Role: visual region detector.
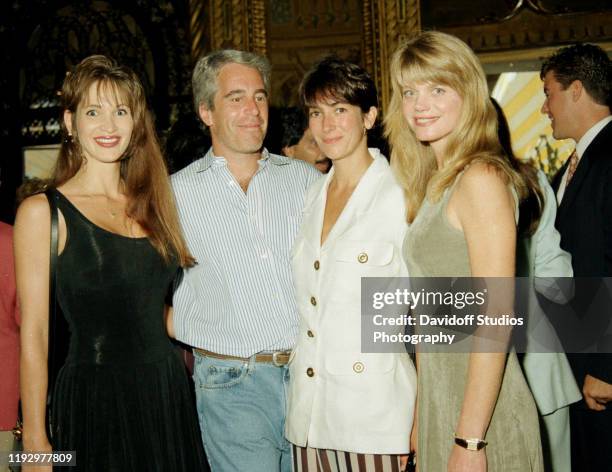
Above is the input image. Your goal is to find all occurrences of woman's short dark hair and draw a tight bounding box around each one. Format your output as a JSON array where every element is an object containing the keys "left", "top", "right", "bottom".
[{"left": 300, "top": 56, "right": 378, "bottom": 113}]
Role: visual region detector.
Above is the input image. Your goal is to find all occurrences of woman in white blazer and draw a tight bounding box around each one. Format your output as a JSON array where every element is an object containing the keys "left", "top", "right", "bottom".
[{"left": 285, "top": 57, "right": 417, "bottom": 471}]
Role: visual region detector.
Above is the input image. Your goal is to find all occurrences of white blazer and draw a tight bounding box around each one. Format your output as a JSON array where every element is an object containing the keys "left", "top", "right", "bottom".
[{"left": 285, "top": 149, "right": 417, "bottom": 454}]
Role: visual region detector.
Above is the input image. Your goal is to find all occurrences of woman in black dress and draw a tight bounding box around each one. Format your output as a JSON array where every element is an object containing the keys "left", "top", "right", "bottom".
[{"left": 15, "top": 55, "right": 206, "bottom": 471}]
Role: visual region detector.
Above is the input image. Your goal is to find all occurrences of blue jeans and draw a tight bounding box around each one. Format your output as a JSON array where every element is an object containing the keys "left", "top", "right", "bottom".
[{"left": 193, "top": 352, "right": 292, "bottom": 472}]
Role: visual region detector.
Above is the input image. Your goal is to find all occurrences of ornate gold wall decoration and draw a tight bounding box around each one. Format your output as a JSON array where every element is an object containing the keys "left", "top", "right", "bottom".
[
  {"left": 362, "top": 0, "right": 421, "bottom": 110},
  {"left": 205, "top": 0, "right": 267, "bottom": 55},
  {"left": 188, "top": 0, "right": 206, "bottom": 62},
  {"left": 443, "top": 8, "right": 612, "bottom": 54},
  {"left": 266, "top": 0, "right": 363, "bottom": 106},
  {"left": 420, "top": 0, "right": 612, "bottom": 54}
]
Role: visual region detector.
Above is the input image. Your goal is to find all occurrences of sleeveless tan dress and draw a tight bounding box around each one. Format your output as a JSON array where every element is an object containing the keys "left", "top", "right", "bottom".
[{"left": 403, "top": 181, "right": 544, "bottom": 472}]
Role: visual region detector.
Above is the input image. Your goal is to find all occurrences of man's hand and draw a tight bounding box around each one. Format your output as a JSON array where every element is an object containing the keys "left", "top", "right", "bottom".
[{"left": 583, "top": 374, "right": 612, "bottom": 410}]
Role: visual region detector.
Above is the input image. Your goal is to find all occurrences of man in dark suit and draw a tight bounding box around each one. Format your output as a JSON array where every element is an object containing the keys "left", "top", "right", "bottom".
[{"left": 541, "top": 43, "right": 612, "bottom": 471}]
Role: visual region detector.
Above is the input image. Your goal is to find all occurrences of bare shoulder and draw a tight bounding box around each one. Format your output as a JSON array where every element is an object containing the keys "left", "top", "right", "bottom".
[
  {"left": 14, "top": 193, "right": 51, "bottom": 233},
  {"left": 451, "top": 161, "right": 515, "bottom": 223},
  {"left": 458, "top": 161, "right": 509, "bottom": 191}
]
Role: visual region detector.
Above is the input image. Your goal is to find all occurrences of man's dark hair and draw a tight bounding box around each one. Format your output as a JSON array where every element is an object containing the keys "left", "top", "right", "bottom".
[
  {"left": 279, "top": 107, "right": 308, "bottom": 148},
  {"left": 540, "top": 43, "right": 612, "bottom": 107},
  {"left": 164, "top": 112, "right": 211, "bottom": 173},
  {"left": 300, "top": 56, "right": 378, "bottom": 113}
]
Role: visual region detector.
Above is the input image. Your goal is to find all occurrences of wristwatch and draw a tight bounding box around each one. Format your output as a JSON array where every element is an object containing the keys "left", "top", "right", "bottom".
[{"left": 454, "top": 436, "right": 488, "bottom": 451}]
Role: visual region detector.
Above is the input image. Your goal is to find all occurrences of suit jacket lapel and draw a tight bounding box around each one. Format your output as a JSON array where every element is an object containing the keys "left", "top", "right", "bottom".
[
  {"left": 300, "top": 173, "right": 331, "bottom": 254},
  {"left": 551, "top": 159, "right": 569, "bottom": 193},
  {"left": 558, "top": 121, "right": 612, "bottom": 219},
  {"left": 321, "top": 153, "right": 385, "bottom": 250},
  {"left": 557, "top": 154, "right": 587, "bottom": 219}
]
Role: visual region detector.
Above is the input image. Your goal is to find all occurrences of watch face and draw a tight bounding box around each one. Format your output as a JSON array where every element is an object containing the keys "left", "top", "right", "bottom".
[
  {"left": 455, "top": 437, "right": 487, "bottom": 451},
  {"left": 472, "top": 440, "right": 486, "bottom": 450}
]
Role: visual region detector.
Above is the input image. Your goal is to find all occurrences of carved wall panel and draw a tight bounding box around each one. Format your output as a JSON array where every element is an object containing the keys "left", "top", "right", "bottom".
[
  {"left": 206, "top": 0, "right": 267, "bottom": 55},
  {"left": 13, "top": 0, "right": 193, "bottom": 145},
  {"left": 189, "top": 0, "right": 209, "bottom": 62},
  {"left": 0, "top": 0, "right": 193, "bottom": 222},
  {"left": 421, "top": 0, "right": 612, "bottom": 55},
  {"left": 21, "top": 2, "right": 154, "bottom": 146},
  {"left": 266, "top": 0, "right": 363, "bottom": 106},
  {"left": 422, "top": 0, "right": 610, "bottom": 27},
  {"left": 362, "top": 0, "right": 421, "bottom": 110},
  {"left": 264, "top": 0, "right": 422, "bottom": 108}
]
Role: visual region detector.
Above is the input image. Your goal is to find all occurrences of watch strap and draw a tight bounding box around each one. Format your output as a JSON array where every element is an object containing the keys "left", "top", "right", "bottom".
[{"left": 454, "top": 436, "right": 488, "bottom": 451}]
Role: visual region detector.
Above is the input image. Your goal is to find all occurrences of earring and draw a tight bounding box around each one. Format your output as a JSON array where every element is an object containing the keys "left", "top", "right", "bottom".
[{"left": 64, "top": 133, "right": 73, "bottom": 144}]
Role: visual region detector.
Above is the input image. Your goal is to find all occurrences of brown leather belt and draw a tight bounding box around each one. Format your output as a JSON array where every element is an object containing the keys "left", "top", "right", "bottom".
[{"left": 194, "top": 348, "right": 291, "bottom": 366}]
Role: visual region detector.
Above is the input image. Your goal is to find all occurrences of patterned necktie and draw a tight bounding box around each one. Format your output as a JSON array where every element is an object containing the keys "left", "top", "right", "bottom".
[{"left": 565, "top": 150, "right": 579, "bottom": 186}]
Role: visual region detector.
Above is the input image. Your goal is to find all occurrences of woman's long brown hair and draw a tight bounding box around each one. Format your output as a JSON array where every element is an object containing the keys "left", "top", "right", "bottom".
[{"left": 54, "top": 55, "right": 194, "bottom": 266}]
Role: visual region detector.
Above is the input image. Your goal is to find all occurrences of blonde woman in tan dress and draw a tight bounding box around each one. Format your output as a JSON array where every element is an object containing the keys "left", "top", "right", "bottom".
[{"left": 385, "top": 31, "right": 544, "bottom": 472}]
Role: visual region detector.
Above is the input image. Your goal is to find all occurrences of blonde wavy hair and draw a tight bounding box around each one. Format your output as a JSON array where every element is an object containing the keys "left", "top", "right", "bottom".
[{"left": 385, "top": 31, "right": 526, "bottom": 222}]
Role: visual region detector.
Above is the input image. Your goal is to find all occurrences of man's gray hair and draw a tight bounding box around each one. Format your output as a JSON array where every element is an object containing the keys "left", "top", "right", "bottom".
[{"left": 192, "top": 49, "right": 271, "bottom": 111}]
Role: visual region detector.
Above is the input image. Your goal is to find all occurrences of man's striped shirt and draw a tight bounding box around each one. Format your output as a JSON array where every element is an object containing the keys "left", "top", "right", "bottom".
[{"left": 171, "top": 148, "right": 321, "bottom": 357}]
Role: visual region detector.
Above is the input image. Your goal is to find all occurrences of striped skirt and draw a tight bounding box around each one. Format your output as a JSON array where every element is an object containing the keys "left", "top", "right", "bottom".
[{"left": 292, "top": 445, "right": 402, "bottom": 472}]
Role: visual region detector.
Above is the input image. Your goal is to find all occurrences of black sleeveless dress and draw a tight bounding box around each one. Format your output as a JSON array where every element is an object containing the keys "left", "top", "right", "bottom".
[{"left": 49, "top": 189, "right": 206, "bottom": 471}]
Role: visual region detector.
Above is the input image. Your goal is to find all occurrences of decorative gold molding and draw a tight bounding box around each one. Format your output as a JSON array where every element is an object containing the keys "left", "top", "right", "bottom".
[
  {"left": 207, "top": 0, "right": 266, "bottom": 54},
  {"left": 188, "top": 0, "right": 206, "bottom": 62},
  {"left": 442, "top": 9, "right": 612, "bottom": 54},
  {"left": 363, "top": 0, "right": 421, "bottom": 111},
  {"left": 249, "top": 0, "right": 267, "bottom": 55},
  {"left": 477, "top": 41, "right": 612, "bottom": 66},
  {"left": 209, "top": 0, "right": 224, "bottom": 50},
  {"left": 232, "top": 0, "right": 243, "bottom": 47},
  {"left": 267, "top": 1, "right": 363, "bottom": 106}
]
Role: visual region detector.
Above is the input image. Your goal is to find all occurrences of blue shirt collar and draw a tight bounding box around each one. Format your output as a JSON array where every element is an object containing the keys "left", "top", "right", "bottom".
[{"left": 196, "top": 147, "right": 290, "bottom": 173}]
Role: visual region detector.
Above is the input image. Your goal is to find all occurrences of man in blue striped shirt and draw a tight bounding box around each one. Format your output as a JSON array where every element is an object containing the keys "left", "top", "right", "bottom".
[{"left": 171, "top": 50, "right": 320, "bottom": 472}]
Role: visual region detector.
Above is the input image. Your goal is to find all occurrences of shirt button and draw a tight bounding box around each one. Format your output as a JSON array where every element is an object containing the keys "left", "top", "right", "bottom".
[
  {"left": 261, "top": 252, "right": 268, "bottom": 259},
  {"left": 306, "top": 367, "right": 315, "bottom": 377},
  {"left": 353, "top": 362, "right": 365, "bottom": 373},
  {"left": 314, "top": 260, "right": 320, "bottom": 270},
  {"left": 310, "top": 296, "right": 317, "bottom": 306},
  {"left": 307, "top": 330, "right": 314, "bottom": 338},
  {"left": 357, "top": 252, "right": 368, "bottom": 263}
]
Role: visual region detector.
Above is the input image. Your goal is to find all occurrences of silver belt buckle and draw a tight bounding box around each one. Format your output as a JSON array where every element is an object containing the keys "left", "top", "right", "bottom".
[{"left": 272, "top": 351, "right": 285, "bottom": 367}]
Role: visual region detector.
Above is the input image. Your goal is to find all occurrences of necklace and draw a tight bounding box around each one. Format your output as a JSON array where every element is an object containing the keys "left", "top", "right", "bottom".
[
  {"left": 107, "top": 205, "right": 130, "bottom": 221},
  {"left": 94, "top": 196, "right": 122, "bottom": 219},
  {"left": 71, "top": 177, "right": 126, "bottom": 220}
]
